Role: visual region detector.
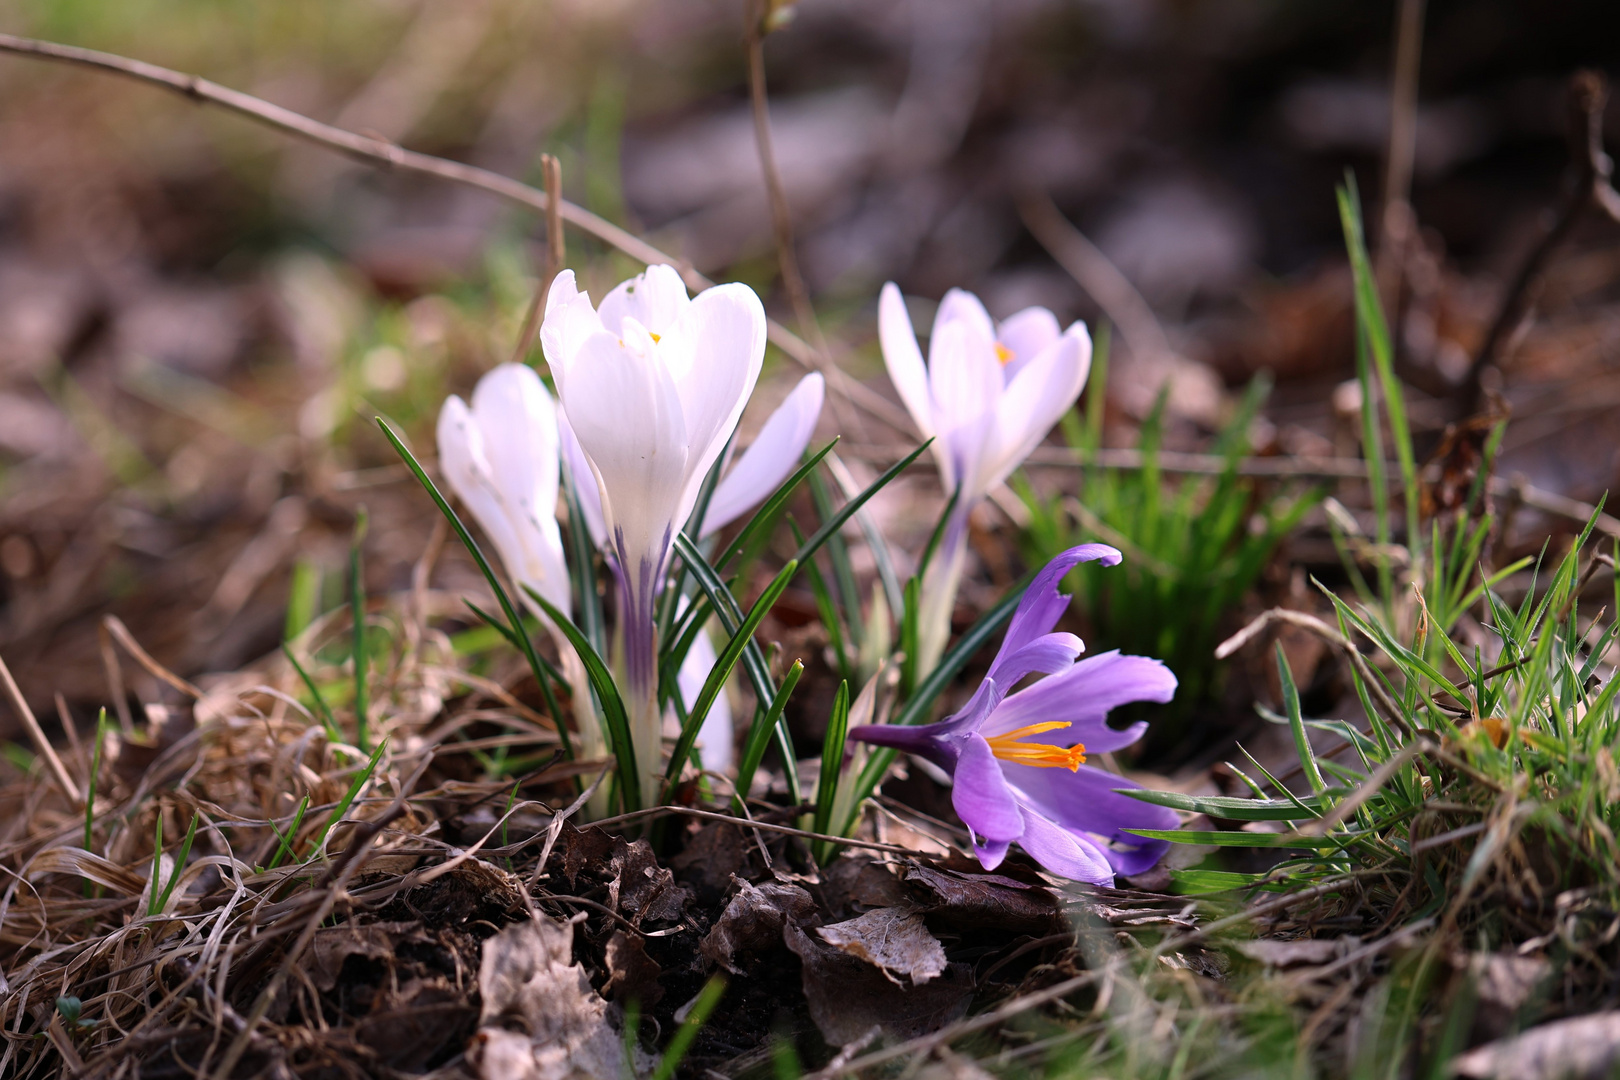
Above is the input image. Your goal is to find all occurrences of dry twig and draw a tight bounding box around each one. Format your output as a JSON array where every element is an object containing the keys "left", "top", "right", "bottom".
[{"left": 1465, "top": 70, "right": 1620, "bottom": 411}]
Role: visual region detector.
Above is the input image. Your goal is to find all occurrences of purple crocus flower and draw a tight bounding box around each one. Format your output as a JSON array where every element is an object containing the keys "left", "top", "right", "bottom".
[{"left": 849, "top": 544, "right": 1179, "bottom": 885}]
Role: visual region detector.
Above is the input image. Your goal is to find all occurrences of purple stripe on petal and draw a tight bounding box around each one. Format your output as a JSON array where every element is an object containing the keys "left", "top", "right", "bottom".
[
  {"left": 952, "top": 735, "right": 1024, "bottom": 843},
  {"left": 1014, "top": 809, "right": 1115, "bottom": 885},
  {"left": 993, "top": 545, "right": 1120, "bottom": 678}
]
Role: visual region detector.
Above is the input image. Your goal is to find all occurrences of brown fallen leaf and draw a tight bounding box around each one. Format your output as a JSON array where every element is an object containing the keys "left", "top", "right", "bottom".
[
  {"left": 816, "top": 908, "right": 947, "bottom": 985},
  {"left": 702, "top": 877, "right": 818, "bottom": 974},
  {"left": 903, "top": 864, "right": 1063, "bottom": 934},
  {"left": 784, "top": 922, "right": 973, "bottom": 1046},
  {"left": 469, "top": 916, "right": 626, "bottom": 1080},
  {"left": 603, "top": 929, "right": 663, "bottom": 1006},
  {"left": 610, "top": 837, "right": 690, "bottom": 923},
  {"left": 307, "top": 921, "right": 432, "bottom": 992},
  {"left": 1451, "top": 1012, "right": 1620, "bottom": 1079}
]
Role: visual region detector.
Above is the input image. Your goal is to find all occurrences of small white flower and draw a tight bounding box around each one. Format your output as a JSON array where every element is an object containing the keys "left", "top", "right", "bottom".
[{"left": 879, "top": 283, "right": 1091, "bottom": 507}]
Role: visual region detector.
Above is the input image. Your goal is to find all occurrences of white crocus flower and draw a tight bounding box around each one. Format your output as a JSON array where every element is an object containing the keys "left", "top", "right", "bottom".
[
  {"left": 878, "top": 283, "right": 1091, "bottom": 677},
  {"left": 559, "top": 369, "right": 826, "bottom": 780},
  {"left": 542, "top": 265, "right": 769, "bottom": 807},
  {"left": 437, "top": 364, "right": 610, "bottom": 777}
]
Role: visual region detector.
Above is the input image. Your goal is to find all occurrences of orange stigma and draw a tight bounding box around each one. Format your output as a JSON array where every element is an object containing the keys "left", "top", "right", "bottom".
[
  {"left": 984, "top": 721, "right": 1086, "bottom": 771},
  {"left": 994, "top": 342, "right": 1014, "bottom": 365}
]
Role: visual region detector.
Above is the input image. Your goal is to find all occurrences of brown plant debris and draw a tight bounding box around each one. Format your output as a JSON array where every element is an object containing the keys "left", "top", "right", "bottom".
[{"left": 815, "top": 907, "right": 948, "bottom": 986}]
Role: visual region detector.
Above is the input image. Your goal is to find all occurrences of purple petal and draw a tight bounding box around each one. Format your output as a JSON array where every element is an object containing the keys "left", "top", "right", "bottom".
[
  {"left": 847, "top": 722, "right": 959, "bottom": 773},
  {"left": 982, "top": 651, "right": 1176, "bottom": 752},
  {"left": 991, "top": 545, "right": 1120, "bottom": 680},
  {"left": 986, "top": 632, "right": 1083, "bottom": 688},
  {"left": 952, "top": 735, "right": 1024, "bottom": 843},
  {"left": 701, "top": 372, "right": 824, "bottom": 536},
  {"left": 1014, "top": 810, "right": 1115, "bottom": 885},
  {"left": 1000, "top": 763, "right": 1179, "bottom": 868},
  {"left": 973, "top": 837, "right": 1011, "bottom": 872}
]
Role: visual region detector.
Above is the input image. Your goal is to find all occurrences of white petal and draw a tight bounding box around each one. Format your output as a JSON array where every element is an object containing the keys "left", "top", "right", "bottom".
[
  {"left": 878, "top": 282, "right": 934, "bottom": 438},
  {"left": 677, "top": 624, "right": 733, "bottom": 773},
  {"left": 928, "top": 319, "right": 1001, "bottom": 494},
  {"left": 996, "top": 307, "right": 1061, "bottom": 380},
  {"left": 436, "top": 395, "right": 550, "bottom": 611},
  {"left": 661, "top": 282, "right": 766, "bottom": 530},
  {"left": 702, "top": 372, "right": 824, "bottom": 536},
  {"left": 467, "top": 364, "right": 571, "bottom": 615},
  {"left": 596, "top": 264, "right": 690, "bottom": 340},
  {"left": 982, "top": 323, "right": 1091, "bottom": 493},
  {"left": 557, "top": 408, "right": 607, "bottom": 548},
  {"left": 558, "top": 330, "right": 690, "bottom": 572},
  {"left": 932, "top": 287, "right": 996, "bottom": 347},
  {"left": 539, "top": 270, "right": 604, "bottom": 387}
]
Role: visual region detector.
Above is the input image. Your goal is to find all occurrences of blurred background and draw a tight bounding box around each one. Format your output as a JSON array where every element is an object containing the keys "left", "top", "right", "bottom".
[{"left": 0, "top": 0, "right": 1616, "bottom": 754}]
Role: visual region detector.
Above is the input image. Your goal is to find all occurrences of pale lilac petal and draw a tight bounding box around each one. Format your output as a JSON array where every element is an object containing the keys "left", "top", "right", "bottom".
[
  {"left": 539, "top": 270, "right": 604, "bottom": 387},
  {"left": 437, "top": 396, "right": 520, "bottom": 568},
  {"left": 595, "top": 264, "right": 689, "bottom": 339},
  {"left": 996, "top": 307, "right": 1062, "bottom": 380},
  {"left": 952, "top": 735, "right": 1024, "bottom": 843},
  {"left": 982, "top": 651, "right": 1175, "bottom": 750},
  {"left": 1014, "top": 809, "right": 1115, "bottom": 885},
  {"left": 927, "top": 320, "right": 1000, "bottom": 492},
  {"left": 973, "top": 837, "right": 1012, "bottom": 871},
  {"left": 980, "top": 324, "right": 1091, "bottom": 493},
  {"left": 985, "top": 632, "right": 1083, "bottom": 688},
  {"left": 931, "top": 287, "right": 996, "bottom": 348},
  {"left": 999, "top": 762, "right": 1179, "bottom": 865},
  {"left": 470, "top": 364, "right": 559, "bottom": 531},
  {"left": 662, "top": 283, "right": 767, "bottom": 530},
  {"left": 878, "top": 282, "right": 936, "bottom": 440},
  {"left": 677, "top": 624, "right": 733, "bottom": 773},
  {"left": 558, "top": 331, "right": 689, "bottom": 572},
  {"left": 557, "top": 409, "right": 607, "bottom": 548},
  {"left": 992, "top": 544, "right": 1120, "bottom": 680},
  {"left": 702, "top": 372, "right": 824, "bottom": 536}
]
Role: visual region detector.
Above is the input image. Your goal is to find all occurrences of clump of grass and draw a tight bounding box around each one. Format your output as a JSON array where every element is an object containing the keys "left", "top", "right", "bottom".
[{"left": 1016, "top": 337, "right": 1321, "bottom": 761}]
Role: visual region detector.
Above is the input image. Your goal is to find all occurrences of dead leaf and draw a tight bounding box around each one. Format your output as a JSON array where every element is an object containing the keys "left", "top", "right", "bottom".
[
  {"left": 903, "top": 864, "right": 1063, "bottom": 934},
  {"left": 818, "top": 854, "right": 907, "bottom": 919},
  {"left": 307, "top": 922, "right": 431, "bottom": 992},
  {"left": 702, "top": 878, "right": 817, "bottom": 974},
  {"left": 603, "top": 930, "right": 663, "bottom": 1007},
  {"left": 469, "top": 916, "right": 625, "bottom": 1080},
  {"left": 1451, "top": 1012, "right": 1620, "bottom": 1079},
  {"left": 610, "top": 837, "right": 690, "bottom": 923},
  {"left": 784, "top": 922, "right": 973, "bottom": 1046},
  {"left": 816, "top": 908, "right": 947, "bottom": 985},
  {"left": 354, "top": 978, "right": 476, "bottom": 1071}
]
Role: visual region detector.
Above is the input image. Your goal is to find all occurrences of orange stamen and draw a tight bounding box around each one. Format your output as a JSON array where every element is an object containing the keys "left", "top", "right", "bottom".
[
  {"left": 984, "top": 721, "right": 1086, "bottom": 771},
  {"left": 994, "top": 342, "right": 1014, "bottom": 365},
  {"left": 649, "top": 331, "right": 662, "bottom": 343}
]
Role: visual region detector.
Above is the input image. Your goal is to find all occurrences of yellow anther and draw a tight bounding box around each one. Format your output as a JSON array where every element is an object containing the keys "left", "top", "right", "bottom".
[
  {"left": 984, "top": 721, "right": 1086, "bottom": 771},
  {"left": 994, "top": 342, "right": 1014, "bottom": 365},
  {"left": 649, "top": 332, "right": 662, "bottom": 343}
]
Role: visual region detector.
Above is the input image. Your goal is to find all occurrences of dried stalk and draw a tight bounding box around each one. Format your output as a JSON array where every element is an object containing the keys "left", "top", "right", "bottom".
[
  {"left": 0, "top": 652, "right": 81, "bottom": 805},
  {"left": 508, "top": 153, "right": 565, "bottom": 367},
  {"left": 1465, "top": 70, "right": 1620, "bottom": 411}
]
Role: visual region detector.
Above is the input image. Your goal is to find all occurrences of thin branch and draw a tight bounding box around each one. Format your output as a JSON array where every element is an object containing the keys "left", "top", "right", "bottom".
[
  {"left": 0, "top": 32, "right": 916, "bottom": 436},
  {"left": 1017, "top": 192, "right": 1176, "bottom": 365},
  {"left": 103, "top": 614, "right": 203, "bottom": 699},
  {"left": 745, "top": 1, "right": 823, "bottom": 353},
  {"left": 508, "top": 153, "right": 564, "bottom": 367},
  {"left": 1374, "top": 0, "right": 1426, "bottom": 297},
  {"left": 1465, "top": 70, "right": 1620, "bottom": 411}
]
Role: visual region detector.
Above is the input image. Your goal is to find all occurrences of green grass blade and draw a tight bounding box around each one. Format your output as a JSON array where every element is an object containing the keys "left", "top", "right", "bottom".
[
  {"left": 349, "top": 507, "right": 369, "bottom": 754},
  {"left": 266, "top": 794, "right": 311, "bottom": 870},
  {"left": 1277, "top": 643, "right": 1325, "bottom": 794},
  {"left": 283, "top": 644, "right": 342, "bottom": 744},
  {"left": 734, "top": 660, "right": 803, "bottom": 813},
  {"left": 522, "top": 585, "right": 641, "bottom": 813},
  {"left": 664, "top": 558, "right": 798, "bottom": 786},
  {"left": 650, "top": 973, "right": 727, "bottom": 1080},
  {"left": 812, "top": 680, "right": 850, "bottom": 863},
  {"left": 312, "top": 737, "right": 389, "bottom": 858},
  {"left": 154, "top": 813, "right": 199, "bottom": 914},
  {"left": 1117, "top": 788, "right": 1333, "bottom": 821}
]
